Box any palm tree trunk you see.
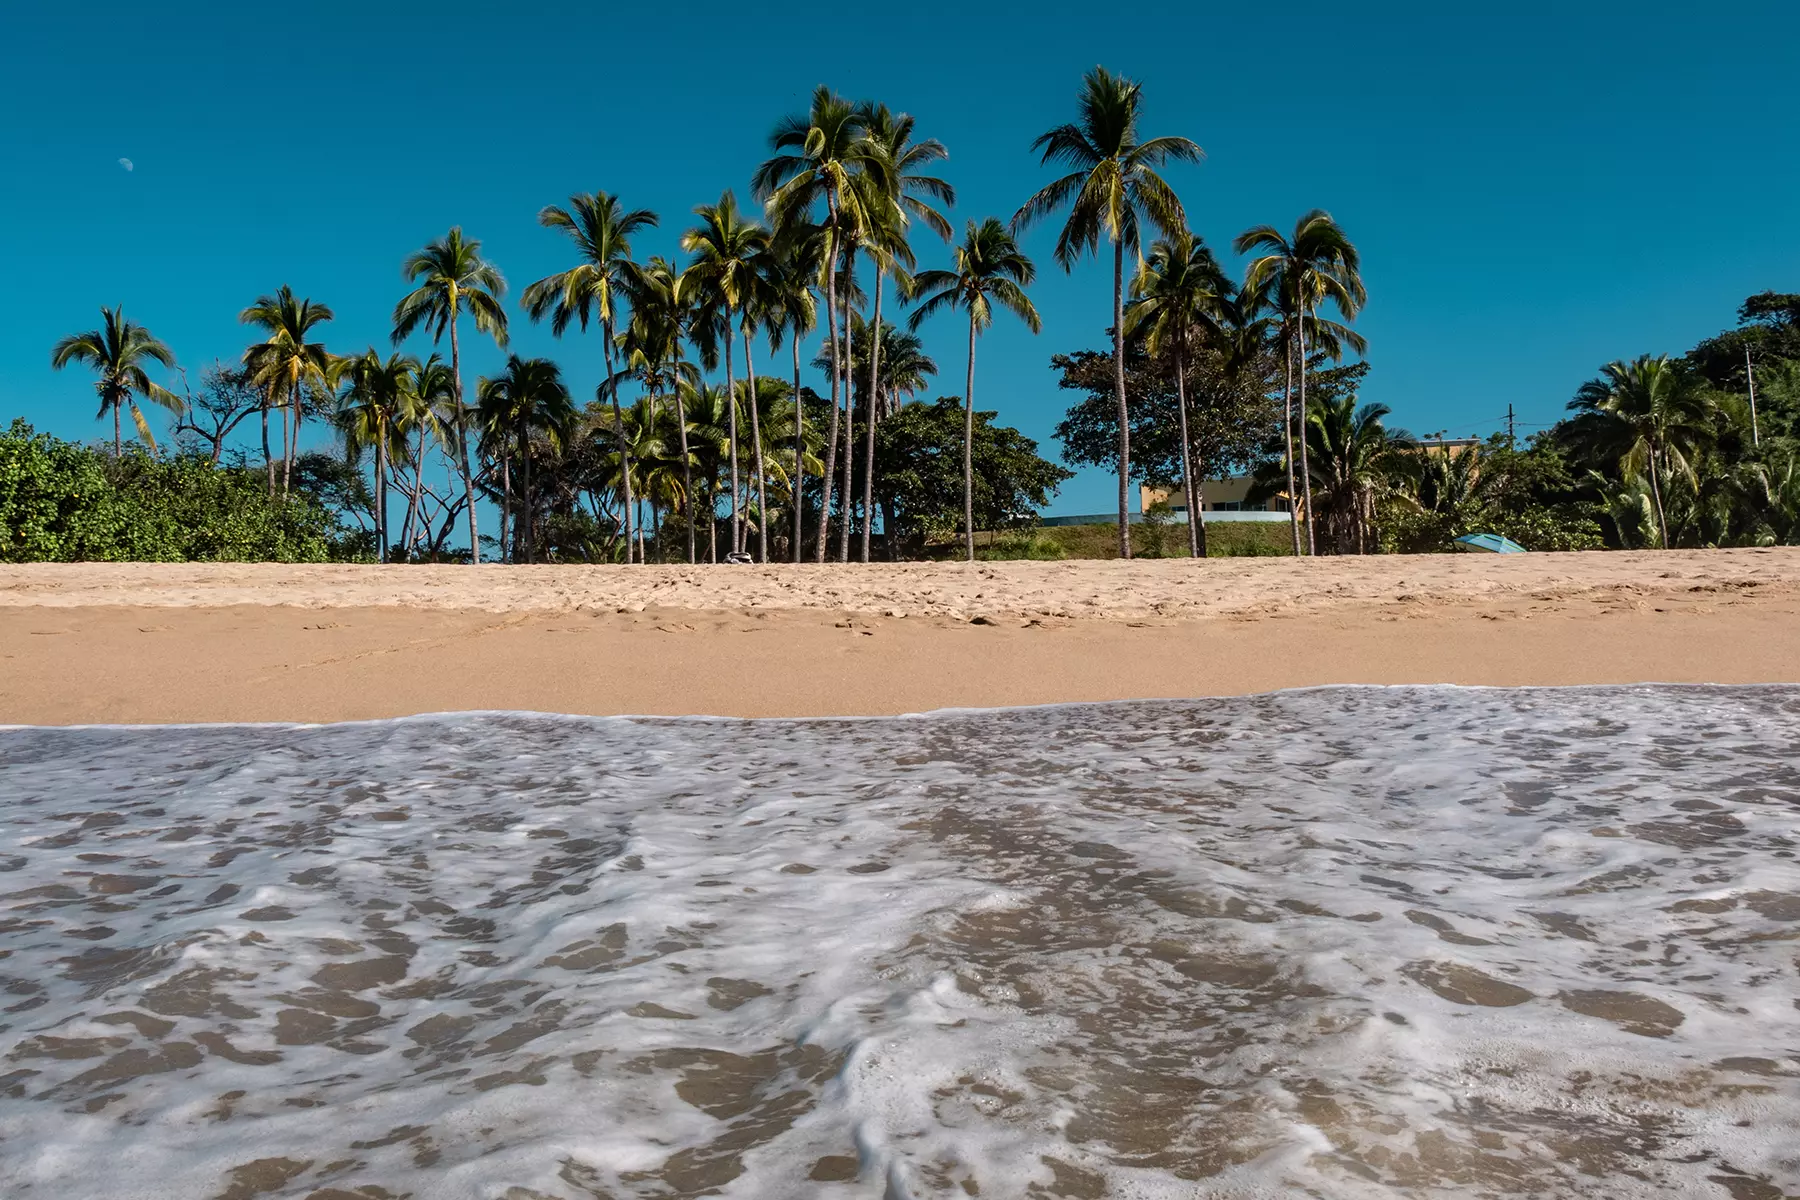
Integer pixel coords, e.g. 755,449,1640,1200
792,336,805,563
672,385,695,564
1112,238,1131,560
1648,444,1670,549
284,392,299,498
1297,318,1316,556
838,266,855,563
262,397,274,496
602,326,635,563
1174,337,1200,559
500,450,513,564
376,434,388,561
860,271,883,563
743,327,769,563
402,424,424,558
964,310,978,563
817,211,843,564
726,324,743,556
1282,333,1300,556
449,317,479,565
114,403,123,459
523,433,534,564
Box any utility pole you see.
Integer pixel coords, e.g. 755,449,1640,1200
1746,344,1760,448
1506,404,1516,449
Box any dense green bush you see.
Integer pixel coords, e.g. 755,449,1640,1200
0,420,361,562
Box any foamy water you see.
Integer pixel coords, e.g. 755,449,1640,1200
1,686,1797,1199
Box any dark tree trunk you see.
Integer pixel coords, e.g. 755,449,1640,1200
1282,333,1300,556
860,271,882,562
1297,319,1316,556
450,313,479,565
1112,238,1131,559
743,327,769,563
837,261,855,563
1173,337,1201,559
792,336,805,563
816,197,843,564
725,316,741,555
964,310,978,563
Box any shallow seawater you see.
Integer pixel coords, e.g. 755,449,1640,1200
1,686,1798,1199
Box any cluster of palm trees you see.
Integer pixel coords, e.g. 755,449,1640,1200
50,65,1378,564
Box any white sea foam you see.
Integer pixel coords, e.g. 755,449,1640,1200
1,686,1798,1198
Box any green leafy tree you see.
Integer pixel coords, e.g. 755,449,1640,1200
50,306,182,458
618,256,697,561
1235,211,1368,555
873,398,1072,555
761,232,820,560
522,192,658,562
1124,231,1232,556
908,218,1042,560
1013,66,1200,558
392,227,510,564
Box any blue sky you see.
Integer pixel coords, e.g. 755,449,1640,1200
3,0,1796,518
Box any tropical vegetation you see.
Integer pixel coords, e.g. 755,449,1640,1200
23,66,1800,563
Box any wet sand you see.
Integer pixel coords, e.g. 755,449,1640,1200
3,551,1798,723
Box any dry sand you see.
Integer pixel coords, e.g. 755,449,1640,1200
3,550,1798,723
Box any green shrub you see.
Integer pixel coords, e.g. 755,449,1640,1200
0,420,358,562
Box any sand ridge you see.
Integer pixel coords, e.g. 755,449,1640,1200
3,548,1799,621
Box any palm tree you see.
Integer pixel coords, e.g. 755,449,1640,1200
619,256,696,562
50,306,182,457
337,349,417,560
1570,356,1714,548
754,87,892,562
1013,66,1200,558
392,228,509,565
1302,394,1415,554
855,103,952,562
522,192,658,562
827,313,938,417
1235,211,1367,555
682,191,772,559
1125,231,1232,558
908,218,1042,561
477,356,576,563
239,286,337,497
763,231,820,561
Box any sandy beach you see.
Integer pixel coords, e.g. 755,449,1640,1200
3,549,1799,723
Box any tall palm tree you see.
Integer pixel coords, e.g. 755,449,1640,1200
1125,231,1232,557
763,231,820,561
396,355,453,557
682,191,771,559
392,227,509,565
908,218,1042,561
855,103,952,562
239,286,336,497
1570,355,1714,548
1013,66,1200,558
50,306,182,457
522,192,658,563
754,87,892,562
337,349,417,560
477,356,577,563
1236,210,1367,555
619,256,696,562
825,313,939,417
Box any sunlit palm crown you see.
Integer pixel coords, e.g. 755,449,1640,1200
391,227,509,348
1571,355,1715,484
476,356,577,452
752,87,896,256
681,190,775,364
1011,66,1201,266
1124,231,1233,354
618,256,694,382
50,306,183,428
522,193,659,336
908,218,1041,334
1235,209,1368,357
240,285,338,403
337,349,418,458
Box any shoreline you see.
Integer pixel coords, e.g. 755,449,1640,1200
4,551,1799,724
